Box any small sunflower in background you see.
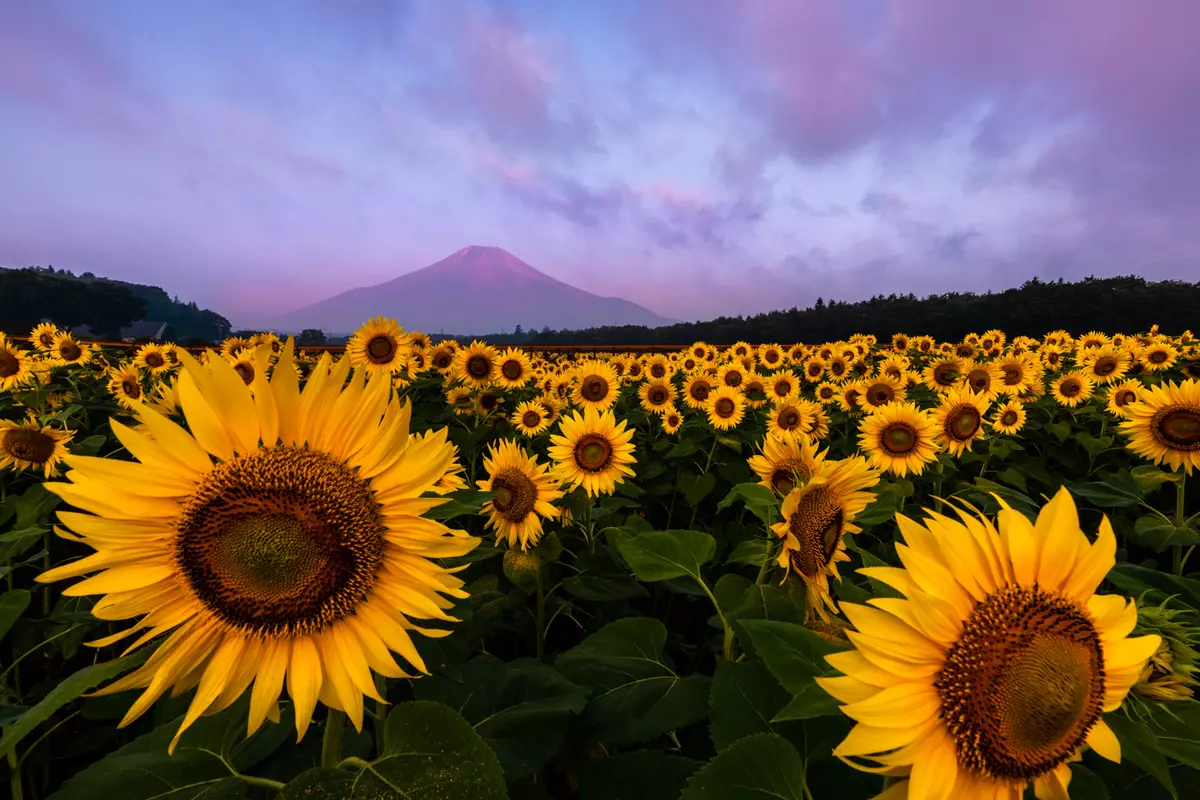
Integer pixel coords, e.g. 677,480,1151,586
934,385,990,456
821,488,1160,800
495,348,533,389
995,354,1033,394
826,355,850,381
454,340,499,387
922,356,964,393
478,440,563,551
758,343,784,370
814,381,838,404
133,343,171,375
645,353,673,380
741,372,769,409
345,316,411,375
1105,379,1145,419
107,363,145,410
772,456,880,622
767,399,811,441
219,335,249,360
50,332,93,366
660,406,684,434
0,417,74,477
767,371,799,403
30,322,60,350
445,385,475,416
511,400,550,436
705,385,746,430
959,359,1003,399
638,378,676,415
1120,379,1200,473
1079,344,1132,384
836,382,863,413
428,342,456,373
748,433,827,495
0,339,36,392
855,374,904,413
991,399,1027,435
682,374,715,409
572,360,620,410
1141,342,1179,371
858,401,940,476
549,407,636,497
1051,370,1094,408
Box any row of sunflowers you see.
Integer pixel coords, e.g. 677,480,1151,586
1,317,1199,800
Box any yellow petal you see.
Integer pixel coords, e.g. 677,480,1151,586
907,725,958,800
169,634,246,754
249,639,290,737
833,716,939,757
177,371,235,461
287,635,323,742
838,682,941,728
1086,718,1121,762
998,507,1039,587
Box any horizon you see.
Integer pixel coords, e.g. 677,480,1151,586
2,1,1198,329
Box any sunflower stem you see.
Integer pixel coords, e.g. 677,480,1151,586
235,773,286,791
535,569,547,661
1173,473,1188,575
321,710,346,769
755,538,775,586
696,576,734,661
6,743,22,800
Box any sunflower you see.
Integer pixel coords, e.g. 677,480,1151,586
31,322,61,350
511,400,551,436
133,343,171,375
229,347,271,387
36,342,478,751
495,348,533,389
820,488,1160,800
836,382,864,413
922,357,964,393
877,355,909,382
249,331,282,354
771,456,879,621
768,372,800,402
454,340,499,387
1079,344,1131,385
537,394,563,427
891,333,910,351
683,374,715,410
445,386,475,416
934,385,990,456
995,355,1033,395
428,342,456,373
815,381,839,404
638,379,676,415
345,316,411,375
858,401,940,476
1079,330,1110,349
50,332,92,366
856,375,905,413
705,386,746,430
799,400,831,440
1119,379,1200,473
567,361,617,409
661,406,684,434
758,344,785,369
1105,379,1145,419
646,354,673,380
959,360,1003,399
717,363,746,390
768,400,812,440
1141,342,1179,372
478,388,504,415
749,433,827,495
788,344,808,365
0,339,36,392
827,355,850,381
220,336,250,360
1051,371,1094,408
477,440,563,551
108,363,146,410
991,399,1027,435
0,418,74,477
548,407,636,497
149,376,183,418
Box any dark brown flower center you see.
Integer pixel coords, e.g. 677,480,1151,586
787,486,844,578
501,360,523,380
648,386,668,405
947,406,982,441
1154,408,1200,450
650,363,667,378
581,376,609,402
714,397,736,418
1002,366,1023,385
867,385,894,406
1149,350,1169,364
575,434,613,472
0,349,19,378
479,392,501,412
882,422,917,454
233,363,254,385
144,352,165,368
433,352,453,369
466,354,492,379
830,360,847,377
933,363,959,387
491,468,539,523
1059,378,1082,398
175,447,384,636
59,342,82,361
1001,410,1019,426
779,408,802,429
2,428,56,464
956,344,975,358
724,370,743,387
808,363,823,378
1092,357,1117,376
1114,390,1138,407
122,379,141,399
936,585,1104,781
967,369,991,391
522,411,542,428
689,381,711,402
818,386,834,400
366,335,397,364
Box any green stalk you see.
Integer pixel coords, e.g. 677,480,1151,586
321,710,346,769
1173,472,1188,576
755,539,775,586
6,744,21,800
535,570,547,662
696,577,734,661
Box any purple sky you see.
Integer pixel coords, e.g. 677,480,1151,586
2,0,1198,328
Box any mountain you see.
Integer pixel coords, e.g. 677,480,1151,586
268,246,674,335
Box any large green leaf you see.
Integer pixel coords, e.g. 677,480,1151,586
1108,713,1177,799
1071,481,1142,508
737,619,846,695
1144,700,1200,769
617,530,716,582
708,661,793,750
352,701,507,800
280,768,355,799
712,575,800,625
554,617,712,745
577,750,703,800
1107,565,1200,612
0,589,31,642
681,733,806,800
717,483,779,526
1131,515,1200,551
413,656,587,780
678,471,717,506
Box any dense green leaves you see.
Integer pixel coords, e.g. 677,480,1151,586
576,750,702,800
617,530,716,582
681,733,807,800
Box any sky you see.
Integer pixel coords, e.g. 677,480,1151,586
2,0,1198,328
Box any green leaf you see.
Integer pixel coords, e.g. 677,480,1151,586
1050,420,1072,442
708,661,793,750
717,483,779,526
997,466,1028,492
678,471,718,506
1078,432,1115,457
682,733,805,800
280,768,355,799
1145,700,1200,769
554,617,712,745
1,648,151,758
772,682,841,721
726,538,772,567
1131,515,1200,552
561,574,649,601
665,439,702,459
577,750,702,800
426,489,494,521
737,619,846,695
1132,464,1184,490
1068,765,1111,800
617,529,716,582
854,490,898,527
713,575,800,625
1107,564,1200,612
357,701,507,800
1108,713,1177,799
1071,482,1142,508
0,589,31,642
412,657,587,780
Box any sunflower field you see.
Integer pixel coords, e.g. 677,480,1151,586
2,320,1200,800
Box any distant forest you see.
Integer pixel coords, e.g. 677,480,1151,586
0,266,232,343
518,276,1200,345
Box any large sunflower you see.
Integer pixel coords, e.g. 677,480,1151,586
495,348,534,389
548,407,636,497
933,385,990,457
572,360,620,410
454,340,499,387
771,456,880,622
858,401,941,476
1079,345,1131,385
0,417,74,477
820,488,1161,800
345,316,411,375
37,342,478,750
477,440,564,551
50,332,93,366
748,433,827,495
1119,379,1200,473
705,385,746,430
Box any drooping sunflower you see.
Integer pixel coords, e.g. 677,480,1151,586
50,332,93,366
107,363,146,410
705,385,746,430
934,385,990,456
1051,370,1094,408
638,378,676,415
1105,379,1145,419
454,340,499,387
511,400,551,436
858,401,941,476
0,339,36,392
749,433,827,495
683,374,715,410
31,322,60,351
477,440,563,551
768,371,800,402
768,400,812,441
820,488,1161,800
1119,379,1200,473
572,360,620,410
134,343,171,375
771,456,880,621
37,342,478,750
548,407,636,497
345,316,412,375
495,348,534,389
0,417,74,477
445,385,475,416
991,399,1027,435
660,406,684,434
855,375,905,413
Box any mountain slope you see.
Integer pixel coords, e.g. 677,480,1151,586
269,246,673,334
